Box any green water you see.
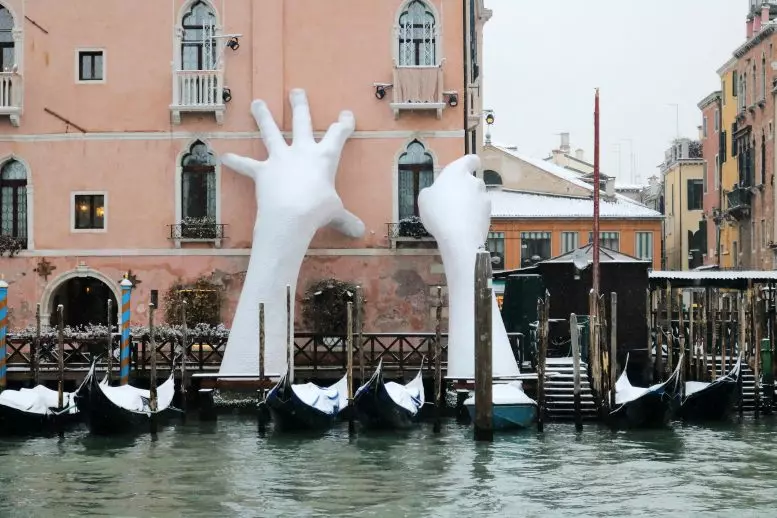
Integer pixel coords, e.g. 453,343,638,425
0,417,775,517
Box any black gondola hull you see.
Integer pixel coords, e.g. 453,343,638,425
353,373,417,430
76,376,172,436
265,379,337,432
678,380,738,421
611,391,677,428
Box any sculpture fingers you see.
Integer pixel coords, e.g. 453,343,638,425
250,100,286,154
221,153,263,179
320,110,356,158
438,154,481,183
328,208,365,238
290,89,315,147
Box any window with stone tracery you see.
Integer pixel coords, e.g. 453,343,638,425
0,5,14,71
0,159,26,245
398,0,437,66
181,141,216,221
398,140,434,219
181,1,217,71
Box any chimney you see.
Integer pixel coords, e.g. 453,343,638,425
605,177,615,197
763,3,771,25
754,14,762,33
747,16,754,39
575,148,585,161
560,132,571,154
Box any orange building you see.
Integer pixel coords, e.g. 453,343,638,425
481,145,663,271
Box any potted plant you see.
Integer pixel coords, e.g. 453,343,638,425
180,216,218,239
397,216,430,239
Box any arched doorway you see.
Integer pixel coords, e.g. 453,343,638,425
49,276,118,328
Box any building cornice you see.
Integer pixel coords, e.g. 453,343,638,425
697,91,722,110
734,23,776,58
717,56,738,76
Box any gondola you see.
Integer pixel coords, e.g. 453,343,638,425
463,381,538,430
0,364,92,436
77,367,176,435
678,355,741,421
353,359,425,430
610,354,684,428
264,370,348,431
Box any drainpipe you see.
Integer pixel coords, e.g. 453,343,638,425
717,99,723,268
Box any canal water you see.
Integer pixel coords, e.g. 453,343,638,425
0,417,775,517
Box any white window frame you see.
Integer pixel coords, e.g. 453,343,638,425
714,154,720,191
561,231,578,254
714,108,720,132
635,231,653,261
702,116,707,138
70,191,108,233
75,48,106,84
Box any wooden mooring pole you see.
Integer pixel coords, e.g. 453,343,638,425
149,301,158,435
666,282,673,378
434,286,443,434
286,285,294,383
701,289,708,381
656,289,664,383
33,303,40,387
537,294,548,433
106,299,113,384
356,285,364,386
588,289,600,405
678,290,685,390
180,300,188,415
571,313,582,431
738,291,745,422
347,301,355,436
258,302,266,430
689,291,696,380
711,289,718,380
57,304,64,410
755,293,763,419
646,289,654,382
610,292,617,413
474,251,493,442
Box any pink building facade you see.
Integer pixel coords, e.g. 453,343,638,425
0,0,491,330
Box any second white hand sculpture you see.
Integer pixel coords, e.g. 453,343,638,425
418,155,520,380
218,89,365,377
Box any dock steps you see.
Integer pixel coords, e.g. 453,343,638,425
544,358,598,421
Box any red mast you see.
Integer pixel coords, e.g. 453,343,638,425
592,88,600,299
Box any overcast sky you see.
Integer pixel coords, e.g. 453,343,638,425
483,0,745,184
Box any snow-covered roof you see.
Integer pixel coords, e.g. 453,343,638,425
615,183,647,191
497,146,593,191
543,243,650,264
489,189,663,219
649,270,777,281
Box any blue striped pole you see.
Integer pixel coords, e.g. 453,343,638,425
0,278,7,390
120,277,133,385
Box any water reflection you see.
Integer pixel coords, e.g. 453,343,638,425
0,417,774,516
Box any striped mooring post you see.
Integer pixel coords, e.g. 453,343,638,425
0,277,7,390
119,276,133,385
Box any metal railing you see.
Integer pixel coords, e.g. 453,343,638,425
169,223,227,241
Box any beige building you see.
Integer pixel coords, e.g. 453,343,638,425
661,139,706,270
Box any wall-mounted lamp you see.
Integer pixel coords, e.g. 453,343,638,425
222,87,232,103
226,37,240,51
443,91,459,107
485,111,495,125
373,83,393,100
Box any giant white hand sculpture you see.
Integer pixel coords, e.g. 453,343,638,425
218,89,364,377
418,155,520,379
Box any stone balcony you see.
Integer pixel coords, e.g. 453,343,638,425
390,64,446,119
170,69,226,125
0,72,22,127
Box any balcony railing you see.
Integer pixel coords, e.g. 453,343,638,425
387,221,436,249
0,72,21,127
390,64,445,119
0,233,27,256
170,69,225,125
726,186,752,220
169,223,226,248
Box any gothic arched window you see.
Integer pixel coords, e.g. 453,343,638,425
181,141,216,221
398,140,434,219
0,5,14,71
181,1,217,71
0,159,26,246
398,1,437,67
483,170,503,186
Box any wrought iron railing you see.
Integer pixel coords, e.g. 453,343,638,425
386,221,432,239
1,332,524,379
169,223,227,241
726,186,752,211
